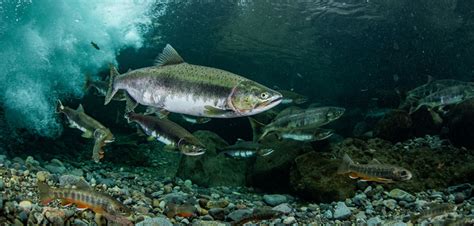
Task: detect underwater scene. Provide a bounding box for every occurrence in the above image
[1,0,474,225]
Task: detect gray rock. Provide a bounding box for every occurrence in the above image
[98,178,115,187]
[184,179,192,188]
[388,189,415,202]
[272,203,292,214]
[353,193,367,206]
[263,194,287,206]
[70,169,83,177]
[390,222,407,226]
[333,201,351,220]
[228,209,252,221]
[367,216,383,226]
[208,208,227,221]
[383,199,398,210]
[355,211,366,220]
[283,216,296,224]
[136,217,172,226]
[448,183,472,198]
[323,209,333,219]
[73,219,88,226]
[44,164,66,174]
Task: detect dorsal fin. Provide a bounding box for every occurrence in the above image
[75,178,92,190]
[154,44,185,67]
[77,104,84,112]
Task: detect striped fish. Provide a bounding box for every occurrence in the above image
[337,154,412,183]
[125,111,205,156]
[104,44,282,118]
[38,182,131,216]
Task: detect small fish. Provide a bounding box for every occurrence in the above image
[409,85,474,114]
[38,182,131,217]
[249,106,344,141]
[337,154,412,183]
[217,139,274,159]
[279,128,333,142]
[410,203,457,223]
[277,89,308,105]
[164,203,197,218]
[181,115,211,124]
[56,100,114,162]
[104,44,282,118]
[400,79,470,110]
[125,112,205,156]
[90,41,100,50]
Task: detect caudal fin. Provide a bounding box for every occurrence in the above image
[37,182,54,205]
[337,153,354,174]
[104,64,119,105]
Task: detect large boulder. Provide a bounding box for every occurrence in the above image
[176,130,249,187]
[447,99,474,148]
[247,135,313,193]
[289,151,356,202]
[374,110,413,142]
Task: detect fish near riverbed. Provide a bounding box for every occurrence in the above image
[56,100,114,162]
[104,44,282,118]
[337,154,412,183]
[38,182,132,223]
[124,111,205,156]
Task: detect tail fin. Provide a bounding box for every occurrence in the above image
[337,154,354,174]
[104,64,119,105]
[56,100,65,113]
[37,182,54,205]
[83,74,93,92]
[248,117,266,142]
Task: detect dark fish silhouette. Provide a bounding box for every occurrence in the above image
[90,41,100,50]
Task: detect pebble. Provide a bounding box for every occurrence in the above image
[206,200,229,209]
[355,211,367,220]
[208,208,227,221]
[388,189,415,202]
[272,203,292,214]
[0,180,4,191]
[263,194,287,206]
[448,183,472,198]
[323,209,333,219]
[383,199,397,210]
[19,200,32,212]
[36,171,50,182]
[333,202,351,220]
[283,216,296,224]
[353,193,367,206]
[367,216,382,226]
[228,209,252,221]
[184,179,192,188]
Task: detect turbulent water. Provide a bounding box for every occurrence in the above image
[0,0,473,225]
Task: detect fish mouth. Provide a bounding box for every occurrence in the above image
[261,96,283,108]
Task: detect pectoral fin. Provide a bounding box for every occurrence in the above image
[204,106,232,116]
[81,130,93,138]
[147,136,155,142]
[163,144,176,152]
[124,93,138,112]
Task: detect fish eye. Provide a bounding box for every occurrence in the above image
[400,170,407,176]
[260,92,270,99]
